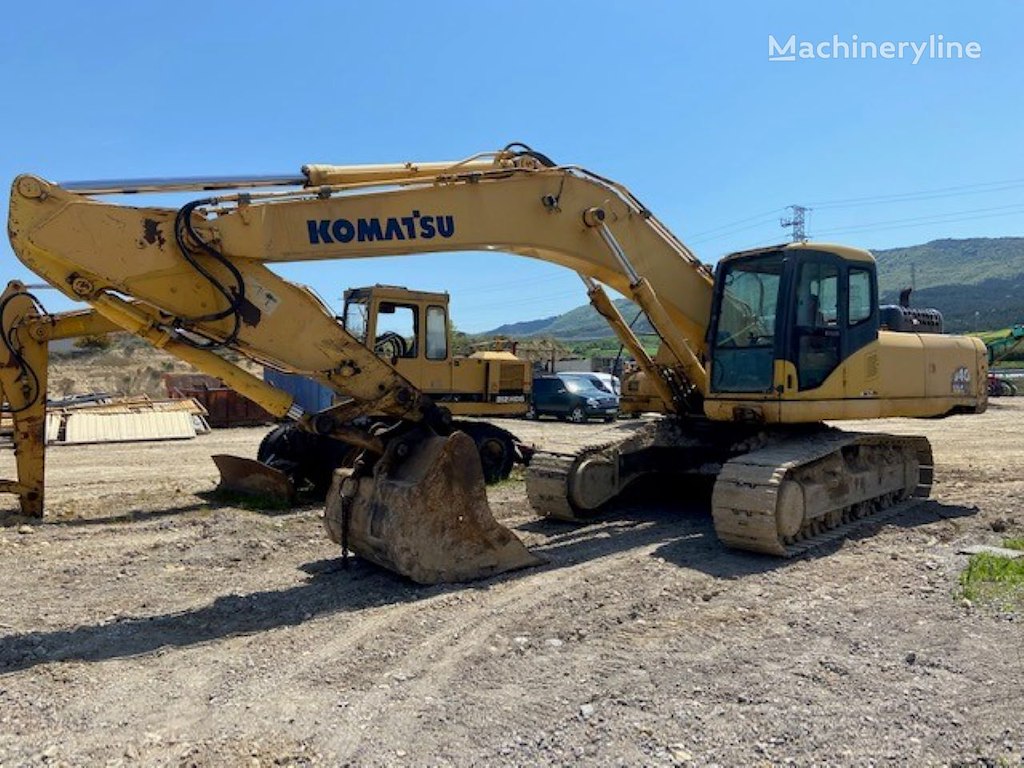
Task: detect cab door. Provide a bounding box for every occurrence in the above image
[373,301,454,394]
[708,251,785,394]
[532,378,562,415]
[791,259,841,391]
[785,254,879,395]
[372,299,421,380]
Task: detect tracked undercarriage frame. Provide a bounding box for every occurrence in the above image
[525,418,934,557]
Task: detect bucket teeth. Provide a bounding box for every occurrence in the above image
[324,430,542,584]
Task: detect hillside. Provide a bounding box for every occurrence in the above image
[546,301,655,338]
[482,237,1024,338]
[488,299,654,340]
[873,237,1024,292]
[486,315,562,336]
[873,237,1024,331]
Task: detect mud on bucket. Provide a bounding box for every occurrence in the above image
[324,430,542,584]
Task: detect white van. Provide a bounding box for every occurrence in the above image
[557,371,621,396]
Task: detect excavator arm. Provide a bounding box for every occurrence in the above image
[8,149,714,418]
[7,178,448,431]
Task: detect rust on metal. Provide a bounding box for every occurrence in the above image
[139,218,166,248]
[164,373,274,428]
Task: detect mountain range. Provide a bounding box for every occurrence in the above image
[482,237,1024,338]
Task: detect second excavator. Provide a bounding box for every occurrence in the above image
[1,144,988,583]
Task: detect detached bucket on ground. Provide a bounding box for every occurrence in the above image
[324,430,542,584]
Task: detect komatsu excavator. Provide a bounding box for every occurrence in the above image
[2,144,988,583]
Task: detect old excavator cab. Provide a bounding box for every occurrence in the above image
[341,284,445,363]
[707,244,880,400]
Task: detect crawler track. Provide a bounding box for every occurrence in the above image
[525,442,620,521]
[711,432,934,556]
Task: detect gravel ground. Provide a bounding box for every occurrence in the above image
[1,403,1022,766]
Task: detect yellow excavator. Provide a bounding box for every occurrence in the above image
[1,143,988,583]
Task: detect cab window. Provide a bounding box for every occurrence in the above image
[796,262,838,328]
[343,300,368,343]
[849,268,872,326]
[710,252,784,393]
[425,305,447,360]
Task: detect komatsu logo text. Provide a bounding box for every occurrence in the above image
[307,212,455,245]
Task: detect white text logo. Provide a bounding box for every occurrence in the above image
[768,34,982,64]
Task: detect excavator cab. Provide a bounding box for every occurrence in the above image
[342,284,444,372]
[707,244,879,399]
[340,285,530,416]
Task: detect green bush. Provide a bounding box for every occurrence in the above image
[73,334,112,351]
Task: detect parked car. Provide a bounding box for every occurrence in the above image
[526,375,619,422]
[557,371,621,396]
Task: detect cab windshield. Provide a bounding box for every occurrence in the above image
[711,252,785,393]
[343,300,369,343]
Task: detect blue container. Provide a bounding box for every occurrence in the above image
[263,368,335,413]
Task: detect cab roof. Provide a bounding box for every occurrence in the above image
[344,284,450,304]
[720,241,876,266]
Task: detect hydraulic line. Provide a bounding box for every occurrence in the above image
[172,198,247,348]
[0,290,47,413]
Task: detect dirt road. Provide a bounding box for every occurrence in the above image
[1,404,1022,766]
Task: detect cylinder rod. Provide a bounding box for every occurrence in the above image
[59,174,307,196]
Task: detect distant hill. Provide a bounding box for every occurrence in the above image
[873,237,1024,292]
[487,299,654,340]
[873,237,1024,331]
[481,237,1024,338]
[487,315,562,337]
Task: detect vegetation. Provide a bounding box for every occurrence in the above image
[72,334,113,351]
[874,238,1024,332]
[881,277,1024,333]
[959,540,1024,610]
[968,327,1024,364]
[873,237,1024,293]
[565,335,660,358]
[487,297,654,340]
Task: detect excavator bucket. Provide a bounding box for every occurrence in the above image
[324,430,542,584]
[212,454,297,506]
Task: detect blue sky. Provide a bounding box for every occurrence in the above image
[2,1,1021,332]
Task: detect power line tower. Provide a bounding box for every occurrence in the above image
[780,205,810,242]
